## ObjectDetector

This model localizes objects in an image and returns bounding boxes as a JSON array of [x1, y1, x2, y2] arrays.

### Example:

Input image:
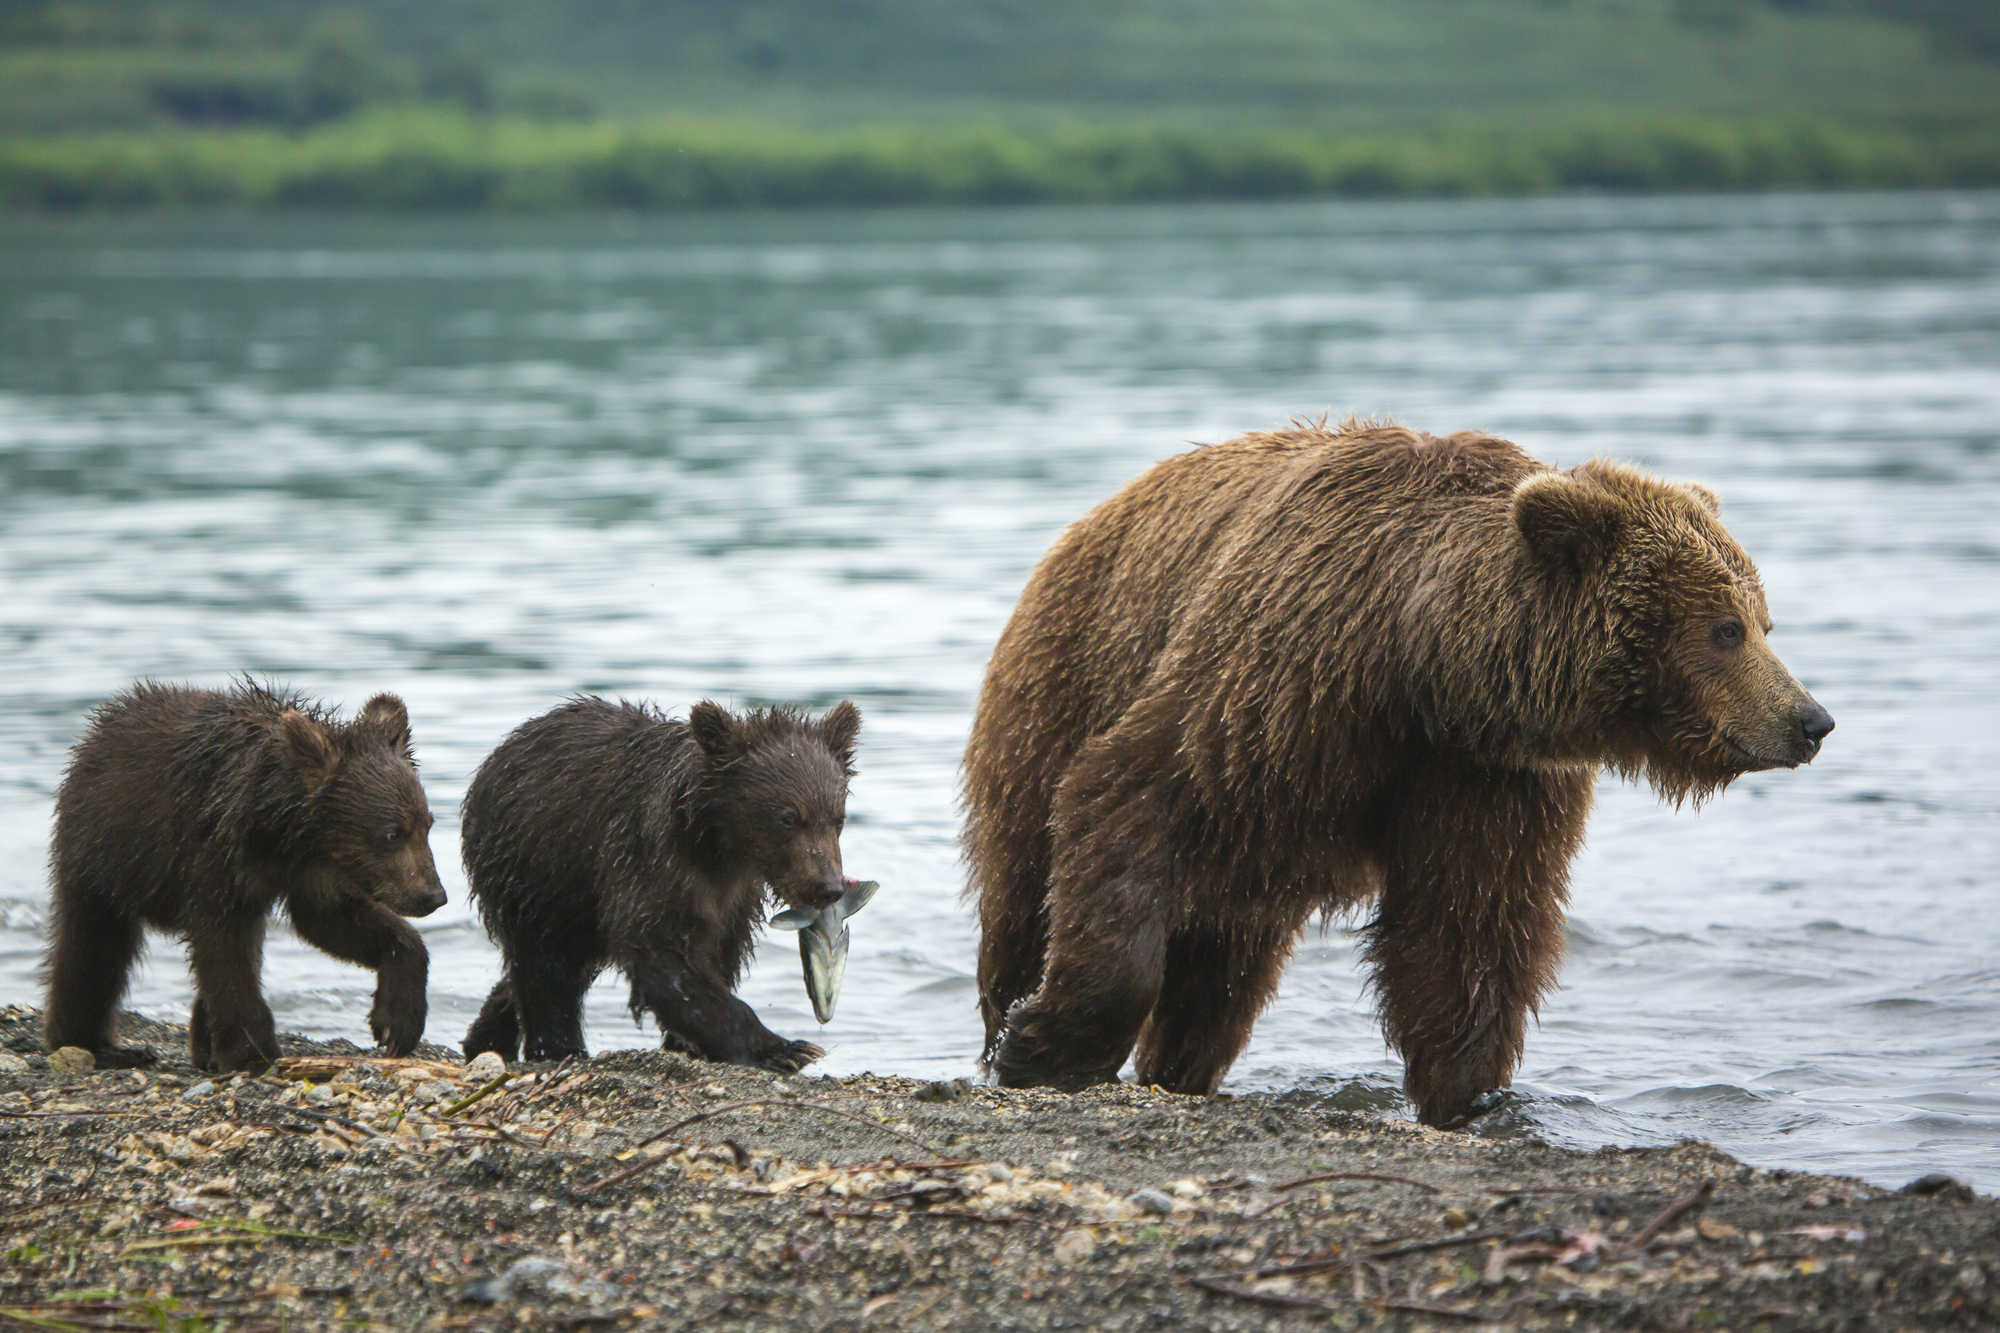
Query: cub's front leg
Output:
[[287, 889, 429, 1056]]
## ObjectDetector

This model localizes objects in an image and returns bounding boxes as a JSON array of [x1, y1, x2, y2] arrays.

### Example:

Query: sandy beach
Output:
[[0, 1005, 1992, 1332]]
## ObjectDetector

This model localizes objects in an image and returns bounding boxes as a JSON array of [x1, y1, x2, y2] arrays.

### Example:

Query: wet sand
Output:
[[0, 1005, 1992, 1331]]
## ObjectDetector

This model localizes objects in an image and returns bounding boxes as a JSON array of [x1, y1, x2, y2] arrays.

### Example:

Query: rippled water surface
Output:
[[2, 194, 1996, 1192]]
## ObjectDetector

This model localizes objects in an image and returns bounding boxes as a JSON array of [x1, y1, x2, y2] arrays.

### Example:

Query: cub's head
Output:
[[281, 693, 448, 917], [688, 699, 861, 913], [1512, 461, 1833, 803]]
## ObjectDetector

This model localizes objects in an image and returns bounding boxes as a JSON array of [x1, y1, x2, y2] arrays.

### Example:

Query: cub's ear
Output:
[[356, 693, 411, 752], [280, 709, 341, 789], [688, 700, 740, 763], [1683, 481, 1721, 515], [818, 700, 862, 771], [1512, 469, 1626, 575]]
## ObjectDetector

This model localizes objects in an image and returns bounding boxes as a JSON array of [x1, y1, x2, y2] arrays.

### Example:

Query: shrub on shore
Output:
[[2, 110, 1995, 211]]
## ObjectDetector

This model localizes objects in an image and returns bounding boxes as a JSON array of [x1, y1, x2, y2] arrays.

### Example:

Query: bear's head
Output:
[[1512, 461, 1833, 803], [281, 693, 449, 917], [689, 699, 862, 912]]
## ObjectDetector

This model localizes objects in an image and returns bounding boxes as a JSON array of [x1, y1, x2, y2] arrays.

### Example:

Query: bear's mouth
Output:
[[1717, 731, 1798, 771]]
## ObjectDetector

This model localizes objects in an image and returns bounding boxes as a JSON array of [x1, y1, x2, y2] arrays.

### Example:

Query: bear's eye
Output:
[[1712, 620, 1744, 649], [779, 810, 799, 831], [379, 825, 404, 849]]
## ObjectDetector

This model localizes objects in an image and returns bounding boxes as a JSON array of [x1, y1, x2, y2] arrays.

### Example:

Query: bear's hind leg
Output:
[[512, 951, 592, 1062], [187, 915, 277, 1074], [1133, 916, 1304, 1095], [463, 981, 522, 1061], [43, 888, 155, 1068], [1368, 766, 1586, 1128]]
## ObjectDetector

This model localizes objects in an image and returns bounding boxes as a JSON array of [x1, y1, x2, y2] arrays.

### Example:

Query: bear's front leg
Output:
[[627, 955, 822, 1074], [1367, 765, 1587, 1127], [186, 917, 278, 1074], [287, 889, 429, 1057]]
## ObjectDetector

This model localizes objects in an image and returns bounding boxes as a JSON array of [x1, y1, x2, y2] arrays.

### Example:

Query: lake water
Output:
[[2, 193, 1996, 1194]]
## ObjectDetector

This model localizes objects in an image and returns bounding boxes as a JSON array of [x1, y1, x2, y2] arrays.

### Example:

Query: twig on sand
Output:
[[439, 1074, 512, 1118], [1185, 1275, 1338, 1310], [820, 1202, 1053, 1228], [1378, 1298, 1497, 1323], [284, 1104, 384, 1139], [1608, 1180, 1714, 1260], [1270, 1170, 1443, 1195], [1367, 1229, 1513, 1261], [578, 1099, 941, 1193]]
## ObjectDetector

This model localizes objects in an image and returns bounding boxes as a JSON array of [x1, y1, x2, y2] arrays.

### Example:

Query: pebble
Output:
[[0, 1051, 27, 1073], [1127, 1189, 1175, 1215], [304, 1084, 337, 1105], [181, 1081, 217, 1101], [986, 1162, 1014, 1184], [48, 1047, 95, 1074], [1053, 1229, 1096, 1266], [464, 1051, 507, 1081]]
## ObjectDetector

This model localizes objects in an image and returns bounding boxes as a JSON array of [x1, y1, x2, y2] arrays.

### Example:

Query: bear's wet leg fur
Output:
[[287, 890, 429, 1057], [463, 981, 522, 1061], [42, 887, 155, 1068], [627, 952, 822, 1074], [1367, 765, 1587, 1128], [973, 841, 1053, 1063], [509, 951, 592, 1062], [1132, 915, 1306, 1095], [186, 914, 278, 1074]]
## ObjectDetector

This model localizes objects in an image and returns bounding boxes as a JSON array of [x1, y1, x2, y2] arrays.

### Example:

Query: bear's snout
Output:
[[1793, 700, 1835, 763]]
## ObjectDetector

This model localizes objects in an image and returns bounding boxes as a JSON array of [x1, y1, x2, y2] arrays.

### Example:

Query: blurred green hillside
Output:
[[2, 0, 1997, 206]]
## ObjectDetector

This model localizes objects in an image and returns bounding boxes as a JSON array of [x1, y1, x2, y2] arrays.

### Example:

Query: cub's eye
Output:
[[1712, 621, 1744, 649], [779, 810, 799, 830], [380, 825, 405, 848]]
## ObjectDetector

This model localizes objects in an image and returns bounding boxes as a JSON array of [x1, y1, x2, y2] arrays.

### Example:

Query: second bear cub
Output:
[[461, 696, 860, 1072]]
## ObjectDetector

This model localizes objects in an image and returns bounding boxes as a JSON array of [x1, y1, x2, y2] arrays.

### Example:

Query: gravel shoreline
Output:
[[1, 1005, 1993, 1331]]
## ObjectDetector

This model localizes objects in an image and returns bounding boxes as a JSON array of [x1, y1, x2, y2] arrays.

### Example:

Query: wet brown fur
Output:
[[460, 697, 861, 1073], [43, 680, 446, 1073], [963, 421, 1831, 1126]]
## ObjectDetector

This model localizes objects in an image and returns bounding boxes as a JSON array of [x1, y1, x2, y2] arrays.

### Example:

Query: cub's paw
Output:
[[370, 1006, 426, 1058], [758, 1040, 825, 1074], [211, 1029, 277, 1076]]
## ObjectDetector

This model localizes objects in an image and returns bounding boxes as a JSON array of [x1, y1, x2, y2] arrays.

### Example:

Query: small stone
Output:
[[1044, 1158, 1074, 1177], [48, 1047, 95, 1074], [1053, 1229, 1096, 1266], [1168, 1178, 1203, 1199], [986, 1162, 1014, 1184], [464, 1051, 506, 1082], [182, 1081, 217, 1101], [0, 1051, 28, 1073], [1445, 1206, 1471, 1227], [1697, 1218, 1739, 1241], [304, 1084, 337, 1105], [1127, 1189, 1175, 1216]]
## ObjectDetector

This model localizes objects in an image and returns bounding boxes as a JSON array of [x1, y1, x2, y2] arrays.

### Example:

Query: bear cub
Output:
[[461, 696, 861, 1073], [44, 680, 447, 1073]]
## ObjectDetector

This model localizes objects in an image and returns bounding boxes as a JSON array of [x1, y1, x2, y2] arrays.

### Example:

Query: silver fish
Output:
[[768, 879, 878, 1023]]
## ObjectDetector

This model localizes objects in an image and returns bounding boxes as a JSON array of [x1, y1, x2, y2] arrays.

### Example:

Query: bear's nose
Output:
[[1795, 702, 1835, 758]]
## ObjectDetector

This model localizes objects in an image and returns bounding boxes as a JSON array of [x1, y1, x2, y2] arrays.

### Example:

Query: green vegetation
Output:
[[3, 109, 1994, 209], [1, 0, 1996, 207]]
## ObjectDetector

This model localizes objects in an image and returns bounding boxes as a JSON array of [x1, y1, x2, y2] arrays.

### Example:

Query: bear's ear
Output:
[[280, 709, 341, 790], [1683, 481, 1721, 515], [1512, 470, 1626, 576], [688, 700, 740, 764], [818, 700, 862, 770], [356, 693, 411, 752]]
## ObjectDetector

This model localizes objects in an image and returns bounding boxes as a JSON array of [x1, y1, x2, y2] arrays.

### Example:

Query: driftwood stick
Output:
[[439, 1074, 511, 1118], [1185, 1276, 1339, 1311], [1271, 1170, 1443, 1195], [1607, 1179, 1714, 1260]]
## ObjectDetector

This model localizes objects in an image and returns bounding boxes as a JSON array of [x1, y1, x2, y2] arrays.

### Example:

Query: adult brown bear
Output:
[[963, 420, 1833, 1127]]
